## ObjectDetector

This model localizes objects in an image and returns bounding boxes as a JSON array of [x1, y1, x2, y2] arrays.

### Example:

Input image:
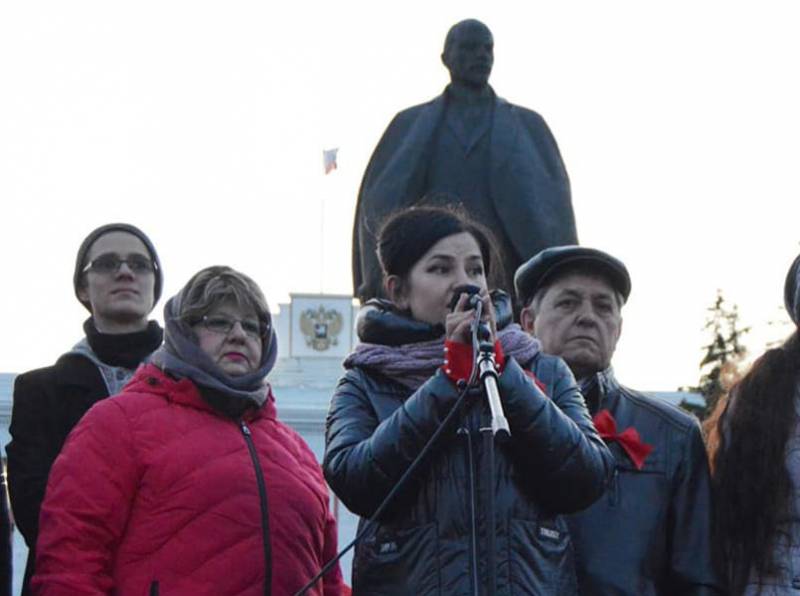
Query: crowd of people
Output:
[[2, 11, 797, 596], [0, 210, 795, 595]]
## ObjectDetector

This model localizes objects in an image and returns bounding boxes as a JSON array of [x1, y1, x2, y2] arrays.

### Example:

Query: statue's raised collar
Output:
[[445, 82, 495, 104]]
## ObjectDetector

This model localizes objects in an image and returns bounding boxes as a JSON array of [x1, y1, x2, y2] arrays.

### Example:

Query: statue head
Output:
[[441, 19, 494, 89]]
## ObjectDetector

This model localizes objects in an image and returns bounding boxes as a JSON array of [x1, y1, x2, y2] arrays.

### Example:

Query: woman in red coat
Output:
[[33, 266, 345, 596]]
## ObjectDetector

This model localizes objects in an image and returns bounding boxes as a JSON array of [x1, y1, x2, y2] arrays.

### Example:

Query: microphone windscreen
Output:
[[449, 284, 482, 312]]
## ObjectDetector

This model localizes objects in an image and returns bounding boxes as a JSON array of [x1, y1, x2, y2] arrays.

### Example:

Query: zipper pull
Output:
[[240, 420, 251, 436]]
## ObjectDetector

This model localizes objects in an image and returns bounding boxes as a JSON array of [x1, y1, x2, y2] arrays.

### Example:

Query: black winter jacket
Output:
[[567, 369, 725, 595], [6, 321, 161, 595], [6, 354, 108, 594], [323, 305, 613, 595]]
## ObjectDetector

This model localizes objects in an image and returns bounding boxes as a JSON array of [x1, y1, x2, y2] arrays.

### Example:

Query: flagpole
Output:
[[319, 192, 325, 294], [320, 148, 338, 295]]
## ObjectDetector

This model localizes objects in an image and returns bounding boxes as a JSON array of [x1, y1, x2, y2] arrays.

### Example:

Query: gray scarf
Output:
[[69, 339, 138, 396], [345, 323, 540, 390], [150, 294, 278, 407]]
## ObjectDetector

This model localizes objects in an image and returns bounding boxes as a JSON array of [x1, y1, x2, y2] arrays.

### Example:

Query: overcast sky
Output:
[[1, 1, 798, 390]]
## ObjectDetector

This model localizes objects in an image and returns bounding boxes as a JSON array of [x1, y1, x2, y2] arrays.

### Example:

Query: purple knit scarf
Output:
[[344, 323, 540, 390]]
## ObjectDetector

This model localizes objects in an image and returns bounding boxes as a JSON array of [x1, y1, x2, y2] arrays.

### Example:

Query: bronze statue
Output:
[[352, 19, 577, 301]]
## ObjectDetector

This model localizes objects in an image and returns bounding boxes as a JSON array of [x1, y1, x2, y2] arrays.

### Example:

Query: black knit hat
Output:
[[515, 245, 631, 306], [73, 223, 163, 312], [785, 252, 800, 327]]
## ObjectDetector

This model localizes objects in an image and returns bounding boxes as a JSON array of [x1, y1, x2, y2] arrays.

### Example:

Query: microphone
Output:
[[450, 284, 492, 344], [448, 284, 510, 441], [449, 284, 482, 312]]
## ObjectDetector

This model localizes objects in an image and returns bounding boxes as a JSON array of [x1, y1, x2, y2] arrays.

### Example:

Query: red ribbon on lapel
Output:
[[592, 409, 653, 471]]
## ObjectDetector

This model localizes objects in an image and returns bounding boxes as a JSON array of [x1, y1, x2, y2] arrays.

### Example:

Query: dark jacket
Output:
[[737, 388, 800, 595], [352, 87, 576, 300], [6, 354, 108, 594], [323, 306, 613, 595], [567, 368, 725, 595], [6, 320, 162, 595]]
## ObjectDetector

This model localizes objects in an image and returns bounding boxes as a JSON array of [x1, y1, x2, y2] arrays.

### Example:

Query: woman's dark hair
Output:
[[707, 330, 800, 593], [376, 204, 504, 289]]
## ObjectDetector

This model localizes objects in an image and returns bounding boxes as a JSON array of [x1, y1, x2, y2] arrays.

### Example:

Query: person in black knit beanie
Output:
[[5, 223, 164, 595]]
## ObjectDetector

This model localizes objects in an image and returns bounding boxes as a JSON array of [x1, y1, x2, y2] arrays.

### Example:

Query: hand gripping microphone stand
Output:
[[470, 299, 511, 440], [468, 299, 510, 596], [296, 293, 509, 596]]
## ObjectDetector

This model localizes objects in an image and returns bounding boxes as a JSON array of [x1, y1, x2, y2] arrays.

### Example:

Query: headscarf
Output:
[[150, 288, 278, 407]]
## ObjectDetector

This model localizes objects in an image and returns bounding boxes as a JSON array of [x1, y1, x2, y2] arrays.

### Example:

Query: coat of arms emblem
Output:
[[299, 305, 343, 351]]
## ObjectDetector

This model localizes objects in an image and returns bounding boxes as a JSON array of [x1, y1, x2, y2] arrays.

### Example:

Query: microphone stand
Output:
[[296, 297, 509, 596], [470, 302, 510, 596], [473, 311, 511, 441]]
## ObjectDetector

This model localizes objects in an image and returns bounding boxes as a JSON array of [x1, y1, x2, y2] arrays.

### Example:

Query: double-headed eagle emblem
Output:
[[299, 305, 343, 351]]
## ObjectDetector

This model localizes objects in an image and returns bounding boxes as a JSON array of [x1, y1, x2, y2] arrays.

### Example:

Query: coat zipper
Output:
[[459, 424, 481, 595], [240, 420, 272, 596]]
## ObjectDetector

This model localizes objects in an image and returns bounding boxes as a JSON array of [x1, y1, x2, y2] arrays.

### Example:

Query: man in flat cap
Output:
[[6, 223, 164, 595], [515, 246, 724, 595], [352, 18, 576, 301]]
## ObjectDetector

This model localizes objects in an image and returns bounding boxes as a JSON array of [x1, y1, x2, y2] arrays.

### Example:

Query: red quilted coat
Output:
[[32, 364, 345, 596]]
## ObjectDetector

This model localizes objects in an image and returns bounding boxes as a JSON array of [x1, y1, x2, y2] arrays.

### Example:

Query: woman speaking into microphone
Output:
[[324, 206, 612, 594]]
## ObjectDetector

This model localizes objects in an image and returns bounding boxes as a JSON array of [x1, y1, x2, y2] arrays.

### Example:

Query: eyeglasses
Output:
[[199, 315, 267, 340], [82, 253, 156, 275]]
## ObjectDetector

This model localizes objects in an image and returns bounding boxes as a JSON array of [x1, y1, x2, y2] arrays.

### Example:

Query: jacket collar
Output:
[[356, 290, 513, 346], [52, 352, 105, 392], [125, 364, 277, 421], [581, 366, 621, 416], [597, 366, 621, 391], [415, 88, 512, 173]]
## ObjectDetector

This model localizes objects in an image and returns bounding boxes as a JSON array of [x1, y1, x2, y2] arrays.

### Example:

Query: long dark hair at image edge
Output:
[[706, 330, 800, 594]]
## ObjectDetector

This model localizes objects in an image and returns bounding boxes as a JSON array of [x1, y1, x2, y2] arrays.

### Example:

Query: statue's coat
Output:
[[353, 89, 577, 301]]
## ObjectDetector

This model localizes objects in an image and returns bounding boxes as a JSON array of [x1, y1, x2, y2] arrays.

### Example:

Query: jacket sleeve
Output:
[[499, 357, 614, 513], [5, 373, 54, 547], [323, 368, 461, 519], [354, 106, 429, 300], [666, 423, 726, 595], [31, 400, 140, 596]]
